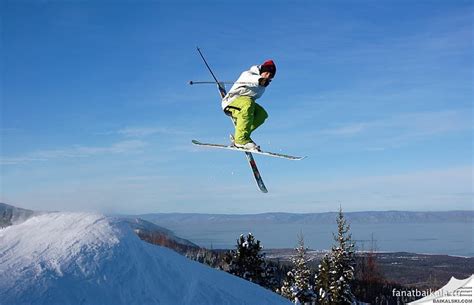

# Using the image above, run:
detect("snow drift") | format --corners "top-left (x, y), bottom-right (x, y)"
top-left (0, 212), bottom-right (290, 305)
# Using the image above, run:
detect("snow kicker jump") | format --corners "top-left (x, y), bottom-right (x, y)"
top-left (191, 47), bottom-right (305, 193)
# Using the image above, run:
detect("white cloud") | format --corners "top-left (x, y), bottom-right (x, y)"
top-left (320, 109), bottom-right (471, 137)
top-left (0, 140), bottom-right (147, 165)
top-left (319, 123), bottom-right (369, 136)
top-left (1, 124), bottom-right (192, 166)
top-left (117, 126), bottom-right (190, 138)
top-left (266, 166), bottom-right (474, 212)
top-left (309, 109), bottom-right (473, 152)
top-left (0, 157), bottom-right (48, 165)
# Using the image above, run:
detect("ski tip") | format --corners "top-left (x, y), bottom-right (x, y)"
top-left (278, 155), bottom-right (306, 161)
top-left (287, 155), bottom-right (307, 161)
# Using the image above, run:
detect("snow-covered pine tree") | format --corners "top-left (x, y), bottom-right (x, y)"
top-left (328, 207), bottom-right (356, 304)
top-left (262, 260), bottom-right (280, 292)
top-left (314, 254), bottom-right (331, 305)
top-left (279, 233), bottom-right (315, 304)
top-left (226, 233), bottom-right (267, 286)
top-left (292, 234), bottom-right (316, 304)
top-left (279, 269), bottom-right (295, 300)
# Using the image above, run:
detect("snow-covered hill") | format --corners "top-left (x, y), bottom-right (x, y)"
top-left (0, 212), bottom-right (290, 305)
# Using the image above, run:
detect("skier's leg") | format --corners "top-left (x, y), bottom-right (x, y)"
top-left (228, 96), bottom-right (255, 145)
top-left (250, 102), bottom-right (268, 133)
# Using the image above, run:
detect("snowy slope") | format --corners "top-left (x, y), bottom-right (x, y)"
top-left (0, 212), bottom-right (291, 305)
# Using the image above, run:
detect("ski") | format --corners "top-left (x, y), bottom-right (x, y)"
top-left (192, 140), bottom-right (306, 161)
top-left (195, 47), bottom-right (268, 193)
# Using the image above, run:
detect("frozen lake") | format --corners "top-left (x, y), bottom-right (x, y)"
top-left (153, 221), bottom-right (473, 256)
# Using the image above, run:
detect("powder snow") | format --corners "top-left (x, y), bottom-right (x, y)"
top-left (0, 212), bottom-right (290, 305)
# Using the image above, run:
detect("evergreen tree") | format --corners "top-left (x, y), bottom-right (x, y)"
top-left (279, 270), bottom-right (295, 301)
top-left (279, 233), bottom-right (315, 304)
top-left (315, 254), bottom-right (331, 305)
top-left (328, 207), bottom-right (356, 304)
top-left (262, 260), bottom-right (280, 292)
top-left (226, 233), bottom-right (267, 286)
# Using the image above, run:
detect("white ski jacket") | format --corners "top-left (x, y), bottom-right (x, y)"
top-left (221, 65), bottom-right (265, 110)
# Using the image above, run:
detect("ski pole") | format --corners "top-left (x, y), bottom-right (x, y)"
top-left (189, 81), bottom-right (256, 85)
top-left (196, 47), bottom-right (219, 83)
top-left (196, 47), bottom-right (227, 97)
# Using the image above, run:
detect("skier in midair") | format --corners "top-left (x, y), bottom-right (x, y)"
top-left (221, 60), bottom-right (276, 151)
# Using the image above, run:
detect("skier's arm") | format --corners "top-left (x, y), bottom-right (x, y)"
top-left (239, 71), bottom-right (266, 88)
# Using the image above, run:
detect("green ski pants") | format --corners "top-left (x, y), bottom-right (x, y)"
top-left (225, 96), bottom-right (268, 145)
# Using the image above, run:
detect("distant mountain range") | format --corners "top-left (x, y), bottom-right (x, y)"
top-left (138, 210), bottom-right (473, 225)
top-left (3, 203), bottom-right (470, 226)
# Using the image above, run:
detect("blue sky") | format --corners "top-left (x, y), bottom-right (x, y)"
top-left (1, 0), bottom-right (472, 214)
